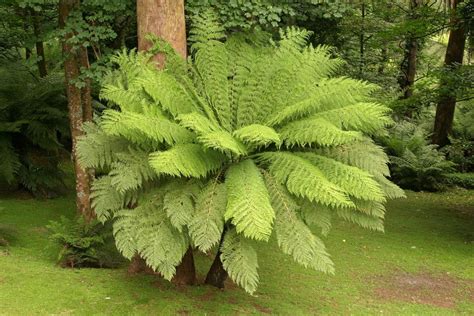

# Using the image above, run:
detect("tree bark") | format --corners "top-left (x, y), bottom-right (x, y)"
top-left (137, 0), bottom-right (187, 66)
top-left (432, 0), bottom-right (467, 147)
top-left (136, 0), bottom-right (195, 285)
top-left (398, 0), bottom-right (420, 102)
top-left (205, 249), bottom-right (227, 289)
top-left (358, 2), bottom-right (365, 78)
top-left (59, 0), bottom-right (94, 222)
top-left (32, 9), bottom-right (47, 77)
top-left (205, 227), bottom-right (229, 289)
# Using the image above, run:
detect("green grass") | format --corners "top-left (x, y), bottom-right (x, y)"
top-left (0, 190), bottom-right (473, 315)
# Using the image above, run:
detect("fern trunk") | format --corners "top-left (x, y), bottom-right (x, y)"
top-left (205, 229), bottom-right (228, 289)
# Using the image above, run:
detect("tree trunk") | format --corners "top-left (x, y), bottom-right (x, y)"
top-left (205, 249), bottom-right (227, 289)
top-left (205, 227), bottom-right (229, 289)
top-left (59, 0), bottom-right (94, 222)
top-left (398, 38), bottom-right (418, 99)
top-left (432, 0), bottom-right (466, 147)
top-left (32, 9), bottom-right (47, 77)
top-left (398, 0), bottom-right (420, 103)
top-left (136, 0), bottom-right (195, 285)
top-left (137, 0), bottom-right (187, 65)
top-left (358, 2), bottom-right (365, 78)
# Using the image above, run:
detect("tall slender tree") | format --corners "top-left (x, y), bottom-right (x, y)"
top-left (432, 0), bottom-right (467, 147)
top-left (398, 0), bottom-right (420, 102)
top-left (59, 0), bottom-right (94, 221)
top-left (134, 0), bottom-right (196, 285)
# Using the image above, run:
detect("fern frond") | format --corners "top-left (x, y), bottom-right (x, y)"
top-left (220, 229), bottom-right (259, 295)
top-left (76, 122), bottom-right (129, 169)
top-left (298, 153), bottom-right (385, 202)
top-left (258, 152), bottom-right (354, 209)
top-left (91, 176), bottom-right (126, 223)
top-left (313, 102), bottom-right (392, 134)
top-left (109, 149), bottom-right (156, 193)
top-left (149, 144), bottom-right (225, 178)
top-left (0, 136), bottom-right (20, 183)
top-left (178, 112), bottom-right (247, 155)
top-left (299, 201), bottom-right (332, 237)
top-left (100, 109), bottom-right (194, 146)
top-left (139, 71), bottom-right (198, 117)
top-left (314, 140), bottom-right (390, 177)
top-left (190, 11), bottom-right (232, 130)
top-left (266, 78), bottom-right (378, 126)
top-left (335, 208), bottom-right (384, 232)
top-left (189, 178), bottom-right (227, 252)
top-left (113, 209), bottom-right (138, 259)
top-left (100, 84), bottom-right (150, 113)
top-left (280, 117), bottom-right (363, 147)
top-left (224, 160), bottom-right (274, 241)
top-left (264, 172), bottom-right (334, 273)
top-left (163, 180), bottom-right (197, 232)
top-left (134, 201), bottom-right (189, 280)
top-left (375, 175), bottom-right (406, 199)
top-left (233, 124), bottom-right (281, 147)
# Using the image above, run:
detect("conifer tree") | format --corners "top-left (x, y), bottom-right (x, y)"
top-left (78, 12), bottom-right (405, 294)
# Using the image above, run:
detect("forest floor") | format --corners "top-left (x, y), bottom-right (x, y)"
top-left (0, 189), bottom-right (473, 315)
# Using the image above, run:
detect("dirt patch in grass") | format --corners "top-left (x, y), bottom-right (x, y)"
top-left (253, 303), bottom-right (272, 314)
top-left (373, 271), bottom-right (474, 308)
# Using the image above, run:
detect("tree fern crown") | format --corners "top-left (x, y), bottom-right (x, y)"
top-left (78, 11), bottom-right (403, 295)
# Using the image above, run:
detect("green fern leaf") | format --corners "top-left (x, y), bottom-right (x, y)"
top-left (91, 176), bottom-right (126, 223)
top-left (313, 102), bottom-right (392, 134)
top-left (113, 209), bottom-right (138, 259)
top-left (233, 124), bottom-right (281, 147)
top-left (264, 172), bottom-right (334, 272)
top-left (258, 152), bottom-right (354, 209)
top-left (110, 149), bottom-right (156, 193)
top-left (101, 109), bottom-right (194, 146)
top-left (225, 160), bottom-right (275, 241)
top-left (220, 229), bottom-right (259, 295)
top-left (298, 153), bottom-right (386, 202)
top-left (189, 179), bottom-right (227, 252)
top-left (134, 202), bottom-right (189, 280)
top-left (280, 117), bottom-right (363, 147)
top-left (163, 180), bottom-right (197, 232)
top-left (77, 122), bottom-right (129, 169)
top-left (149, 144), bottom-right (225, 178)
top-left (299, 201), bottom-right (332, 237)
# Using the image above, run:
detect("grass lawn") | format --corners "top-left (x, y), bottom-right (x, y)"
top-left (0, 190), bottom-right (473, 315)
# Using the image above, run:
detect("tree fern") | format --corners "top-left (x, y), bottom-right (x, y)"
top-left (78, 12), bottom-right (403, 295)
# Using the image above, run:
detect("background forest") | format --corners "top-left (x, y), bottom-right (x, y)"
top-left (0, 0), bottom-right (473, 315)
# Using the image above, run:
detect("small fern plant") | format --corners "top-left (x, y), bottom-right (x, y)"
top-left (77, 13), bottom-right (404, 294)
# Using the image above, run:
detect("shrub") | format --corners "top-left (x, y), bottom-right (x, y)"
top-left (444, 173), bottom-right (474, 189)
top-left (383, 121), bottom-right (455, 191)
top-left (0, 62), bottom-right (69, 197)
top-left (78, 13), bottom-right (404, 294)
top-left (47, 216), bottom-right (122, 268)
